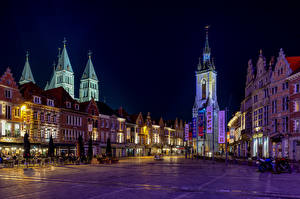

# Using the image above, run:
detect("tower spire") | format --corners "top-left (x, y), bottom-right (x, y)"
top-left (63, 37), bottom-right (67, 48)
top-left (203, 25), bottom-right (211, 63)
top-left (19, 50), bottom-right (35, 85)
top-left (79, 50), bottom-right (99, 102)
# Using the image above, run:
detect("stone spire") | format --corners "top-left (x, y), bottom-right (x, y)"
top-left (79, 50), bottom-right (99, 102)
top-left (56, 37), bottom-right (73, 72)
top-left (203, 26), bottom-right (211, 63)
top-left (197, 26), bottom-right (215, 72)
top-left (81, 51), bottom-right (98, 81)
top-left (19, 51), bottom-right (35, 85)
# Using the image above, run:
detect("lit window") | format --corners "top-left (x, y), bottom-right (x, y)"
top-left (33, 96), bottom-right (41, 104)
top-left (47, 99), bottom-right (54, 107)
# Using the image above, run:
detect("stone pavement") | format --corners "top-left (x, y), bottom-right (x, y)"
top-left (0, 156), bottom-right (300, 199)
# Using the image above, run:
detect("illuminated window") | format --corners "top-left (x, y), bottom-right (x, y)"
top-left (202, 80), bottom-right (206, 99)
top-left (33, 96), bottom-right (41, 104)
top-left (47, 99), bottom-right (54, 107)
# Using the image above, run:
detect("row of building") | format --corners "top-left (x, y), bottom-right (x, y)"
top-left (228, 49), bottom-right (300, 161)
top-left (0, 39), bottom-right (185, 157)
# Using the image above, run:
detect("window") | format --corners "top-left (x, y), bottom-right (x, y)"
top-left (41, 112), bottom-right (44, 122)
top-left (5, 89), bottom-right (12, 99)
top-left (272, 100), bottom-right (277, 113)
top-left (202, 80), bottom-right (206, 99)
top-left (106, 120), bottom-right (109, 128)
top-left (14, 107), bottom-right (20, 117)
top-left (47, 99), bottom-right (54, 107)
top-left (33, 96), bottom-right (41, 104)
top-left (296, 84), bottom-right (300, 93)
top-left (274, 119), bottom-right (278, 132)
top-left (282, 96), bottom-right (289, 111)
top-left (47, 114), bottom-right (51, 122)
top-left (0, 104), bottom-right (2, 115)
top-left (101, 119), bottom-right (104, 127)
top-left (66, 101), bottom-right (71, 108)
top-left (295, 120), bottom-right (300, 132)
top-left (33, 111), bottom-right (38, 120)
top-left (282, 117), bottom-right (288, 132)
top-left (264, 89), bottom-right (268, 98)
top-left (75, 104), bottom-right (79, 110)
top-left (53, 115), bottom-right (57, 123)
top-left (5, 105), bottom-right (11, 119)
top-left (253, 95), bottom-right (258, 103)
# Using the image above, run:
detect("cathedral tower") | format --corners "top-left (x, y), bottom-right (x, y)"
top-left (19, 51), bottom-right (35, 85)
top-left (79, 51), bottom-right (99, 102)
top-left (192, 27), bottom-right (219, 156)
top-left (46, 38), bottom-right (75, 98)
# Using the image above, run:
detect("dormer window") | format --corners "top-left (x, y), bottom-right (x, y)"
top-left (5, 89), bottom-right (12, 99)
top-left (47, 99), bottom-right (54, 107)
top-left (75, 104), bottom-right (79, 110)
top-left (33, 96), bottom-right (41, 104)
top-left (66, 101), bottom-right (71, 108)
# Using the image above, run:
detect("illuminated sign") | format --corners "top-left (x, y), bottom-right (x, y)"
top-left (206, 106), bottom-right (213, 134)
top-left (218, 110), bottom-right (225, 144)
top-left (192, 118), bottom-right (197, 138)
top-left (185, 124), bottom-right (189, 141)
top-left (198, 109), bottom-right (205, 136)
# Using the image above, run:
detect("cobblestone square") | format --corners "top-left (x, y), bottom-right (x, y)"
top-left (1, 157), bottom-right (300, 199)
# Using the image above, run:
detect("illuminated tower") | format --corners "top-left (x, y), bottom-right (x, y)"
top-left (19, 51), bottom-right (35, 85)
top-left (79, 51), bottom-right (99, 102)
top-left (192, 27), bottom-right (219, 156)
top-left (47, 38), bottom-right (75, 98)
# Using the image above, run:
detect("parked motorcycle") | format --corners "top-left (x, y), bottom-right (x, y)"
top-left (256, 158), bottom-right (276, 172)
top-left (275, 158), bottom-right (292, 173)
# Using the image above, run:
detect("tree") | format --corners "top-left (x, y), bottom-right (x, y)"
top-left (78, 135), bottom-right (85, 162)
top-left (48, 135), bottom-right (55, 157)
top-left (23, 132), bottom-right (30, 159)
top-left (106, 138), bottom-right (112, 158)
top-left (88, 137), bottom-right (93, 163)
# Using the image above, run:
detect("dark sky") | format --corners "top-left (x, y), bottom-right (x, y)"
top-left (1, 1), bottom-right (300, 121)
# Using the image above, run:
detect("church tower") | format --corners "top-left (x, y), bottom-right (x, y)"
top-left (79, 51), bottom-right (99, 102)
top-left (192, 27), bottom-right (219, 156)
top-left (19, 51), bottom-right (35, 85)
top-left (46, 38), bottom-right (75, 98)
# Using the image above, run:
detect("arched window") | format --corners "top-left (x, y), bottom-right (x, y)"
top-left (202, 79), bottom-right (206, 99)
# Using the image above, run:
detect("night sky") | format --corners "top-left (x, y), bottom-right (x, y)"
top-left (1, 1), bottom-right (300, 121)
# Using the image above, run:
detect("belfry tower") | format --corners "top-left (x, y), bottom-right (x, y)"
top-left (46, 38), bottom-right (75, 98)
top-left (79, 51), bottom-right (99, 102)
top-left (192, 27), bottom-right (219, 156)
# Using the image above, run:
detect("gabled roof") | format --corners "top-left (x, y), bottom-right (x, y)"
top-left (81, 55), bottom-right (98, 81)
top-left (96, 101), bottom-right (119, 116)
top-left (44, 87), bottom-right (77, 108)
top-left (19, 53), bottom-right (35, 85)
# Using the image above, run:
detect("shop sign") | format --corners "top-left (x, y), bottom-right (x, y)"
top-left (192, 117), bottom-right (197, 138)
top-left (206, 106), bottom-right (213, 134)
top-left (218, 110), bottom-right (225, 143)
top-left (185, 124), bottom-right (189, 141)
top-left (198, 109), bottom-right (205, 136)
